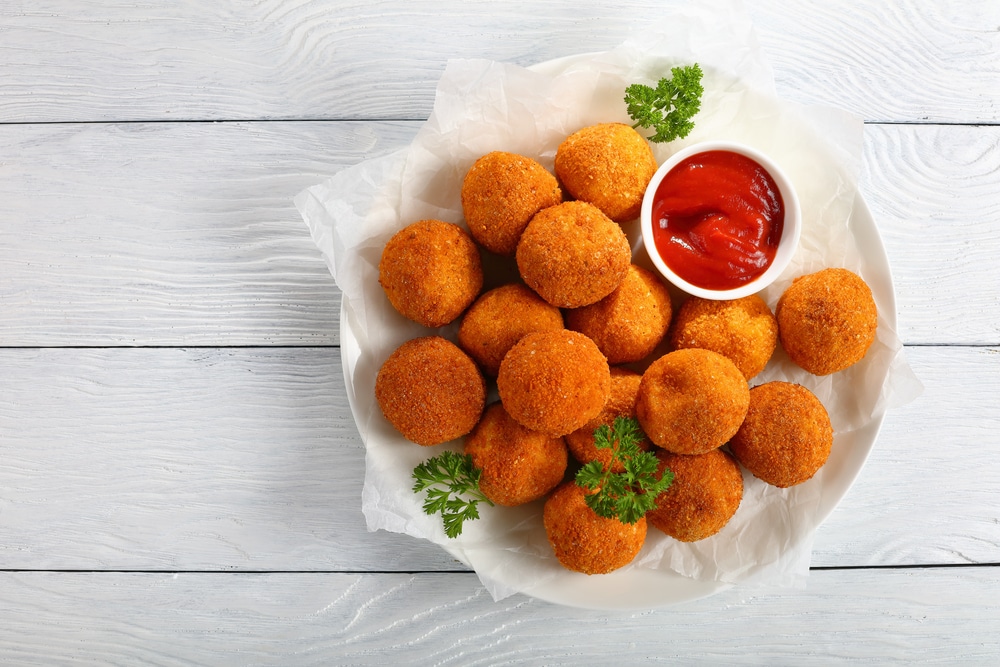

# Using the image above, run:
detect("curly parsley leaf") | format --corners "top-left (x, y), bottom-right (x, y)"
top-left (412, 451), bottom-right (493, 539)
top-left (625, 64), bottom-right (704, 143)
top-left (575, 416), bottom-right (673, 524)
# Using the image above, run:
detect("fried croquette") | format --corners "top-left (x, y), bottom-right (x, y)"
top-left (636, 348), bottom-right (750, 455)
top-left (374, 336), bottom-right (486, 446)
top-left (647, 449), bottom-right (743, 542)
top-left (565, 264), bottom-right (672, 364)
top-left (497, 329), bottom-right (611, 437)
top-left (729, 381), bottom-right (833, 488)
top-left (516, 200), bottom-right (631, 308)
top-left (464, 402), bottom-right (568, 506)
top-left (670, 295), bottom-right (778, 380)
top-left (461, 151), bottom-right (563, 255)
top-left (554, 122), bottom-right (657, 223)
top-left (378, 219), bottom-right (483, 328)
top-left (776, 267), bottom-right (878, 376)
top-left (543, 481), bottom-right (647, 575)
top-left (565, 367), bottom-right (649, 473)
top-left (457, 283), bottom-right (564, 377)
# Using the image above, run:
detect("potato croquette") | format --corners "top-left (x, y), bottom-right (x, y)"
top-left (497, 329), bottom-right (611, 437)
top-left (464, 402), bottom-right (568, 506)
top-left (378, 219), bottom-right (483, 328)
top-left (670, 295), bottom-right (778, 380)
top-left (554, 122), bottom-right (657, 223)
top-left (457, 283), bottom-right (564, 377)
top-left (516, 200), bottom-right (631, 308)
top-left (543, 482), bottom-right (646, 575)
top-left (461, 152), bottom-right (563, 255)
top-left (776, 267), bottom-right (878, 376)
top-left (636, 348), bottom-right (750, 455)
top-left (729, 381), bottom-right (833, 488)
top-left (565, 264), bottom-right (672, 364)
top-left (647, 449), bottom-right (743, 542)
top-left (374, 336), bottom-right (486, 446)
top-left (565, 367), bottom-right (649, 473)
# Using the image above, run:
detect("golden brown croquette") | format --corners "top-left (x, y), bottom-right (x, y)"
top-left (497, 329), bottom-right (611, 437)
top-left (647, 449), bottom-right (743, 542)
top-left (564, 367), bottom-right (649, 473)
top-left (543, 481), bottom-right (647, 575)
top-left (554, 122), bottom-right (657, 223)
top-left (464, 402), bottom-right (568, 506)
top-left (729, 381), bottom-right (833, 488)
top-left (515, 200), bottom-right (631, 309)
top-left (457, 283), bottom-right (564, 377)
top-left (669, 294), bottom-right (778, 380)
top-left (636, 348), bottom-right (750, 455)
top-left (565, 264), bottom-right (673, 364)
top-left (378, 219), bottom-right (483, 328)
top-left (461, 151), bottom-right (564, 255)
top-left (775, 268), bottom-right (878, 376)
top-left (374, 336), bottom-right (486, 446)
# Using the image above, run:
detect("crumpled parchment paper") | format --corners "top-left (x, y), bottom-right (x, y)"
top-left (295, 0), bottom-right (923, 604)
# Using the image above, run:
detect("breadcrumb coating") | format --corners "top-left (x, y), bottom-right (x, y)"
top-left (729, 381), bottom-right (833, 488)
top-left (636, 348), bottom-right (750, 455)
top-left (554, 122), bottom-right (658, 223)
top-left (670, 294), bottom-right (777, 380)
top-left (497, 329), bottom-right (611, 437)
top-left (516, 200), bottom-right (631, 309)
top-left (464, 402), bottom-right (568, 507)
top-left (565, 367), bottom-right (649, 473)
top-left (647, 449), bottom-right (743, 542)
top-left (378, 219), bottom-right (483, 328)
top-left (374, 336), bottom-right (486, 446)
top-left (776, 267), bottom-right (877, 376)
top-left (543, 481), bottom-right (647, 575)
top-left (461, 151), bottom-right (563, 255)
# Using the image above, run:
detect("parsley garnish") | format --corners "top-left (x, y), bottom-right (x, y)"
top-left (574, 417), bottom-right (673, 524)
top-left (624, 64), bottom-right (704, 143)
top-left (412, 451), bottom-right (494, 538)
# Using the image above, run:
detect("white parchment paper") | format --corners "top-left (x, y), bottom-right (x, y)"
top-left (295, 0), bottom-right (923, 604)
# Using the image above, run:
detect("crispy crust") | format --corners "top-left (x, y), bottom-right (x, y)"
top-left (461, 151), bottom-right (563, 255)
top-left (636, 348), bottom-right (750, 455)
top-left (543, 481), bottom-right (647, 575)
top-left (496, 329), bottom-right (611, 437)
top-left (457, 283), bottom-right (564, 377)
top-left (554, 123), bottom-right (657, 223)
top-left (565, 264), bottom-right (673, 364)
top-left (378, 219), bottom-right (483, 328)
top-left (776, 268), bottom-right (877, 376)
top-left (669, 294), bottom-right (778, 380)
top-left (515, 200), bottom-right (631, 309)
top-left (464, 402), bottom-right (568, 507)
top-left (647, 449), bottom-right (743, 542)
top-left (729, 381), bottom-right (833, 488)
top-left (374, 336), bottom-right (486, 446)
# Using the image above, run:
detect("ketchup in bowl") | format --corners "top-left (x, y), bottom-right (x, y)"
top-left (640, 142), bottom-right (801, 300)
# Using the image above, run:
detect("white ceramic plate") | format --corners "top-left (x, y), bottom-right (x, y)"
top-left (337, 54), bottom-right (895, 610)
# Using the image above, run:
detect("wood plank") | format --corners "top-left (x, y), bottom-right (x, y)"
top-left (0, 0), bottom-right (996, 124)
top-left (0, 345), bottom-right (994, 571)
top-left (0, 569), bottom-right (997, 663)
top-left (0, 120), bottom-right (997, 347)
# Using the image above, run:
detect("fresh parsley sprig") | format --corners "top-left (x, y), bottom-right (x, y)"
top-left (624, 64), bottom-right (704, 143)
top-left (575, 416), bottom-right (673, 524)
top-left (412, 451), bottom-right (494, 538)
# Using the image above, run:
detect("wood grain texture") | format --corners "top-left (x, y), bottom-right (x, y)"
top-left (0, 569), bottom-right (998, 664)
top-left (0, 121), bottom-right (998, 346)
top-left (0, 346), bottom-right (995, 571)
top-left (0, 0), bottom-right (996, 124)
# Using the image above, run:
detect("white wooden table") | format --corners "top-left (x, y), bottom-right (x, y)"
top-left (1, 1), bottom-right (998, 663)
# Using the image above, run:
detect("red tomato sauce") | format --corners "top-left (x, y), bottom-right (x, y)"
top-left (650, 150), bottom-right (784, 290)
